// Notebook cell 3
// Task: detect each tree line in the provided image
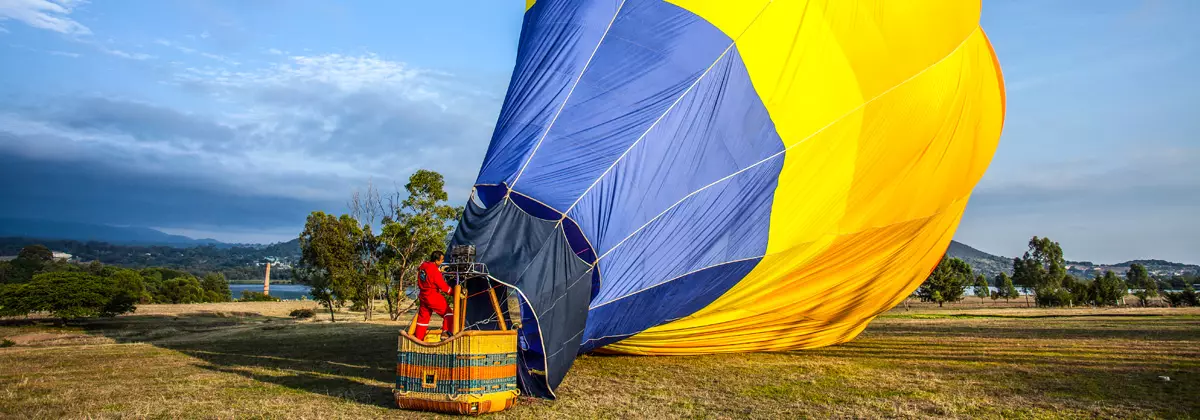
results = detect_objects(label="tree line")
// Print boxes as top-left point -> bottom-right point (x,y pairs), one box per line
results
0,237 -> 299,281
919,236 -> 1199,308
0,244 -> 240,319
294,169 -> 461,322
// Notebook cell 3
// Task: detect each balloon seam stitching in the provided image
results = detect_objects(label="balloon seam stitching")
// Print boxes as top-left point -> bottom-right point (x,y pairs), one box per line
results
510,219 -> 567,282
477,197 -> 513,259
538,268 -> 594,317
509,0 -> 629,188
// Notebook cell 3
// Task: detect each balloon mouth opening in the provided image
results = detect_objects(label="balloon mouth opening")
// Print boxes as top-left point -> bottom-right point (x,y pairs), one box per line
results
473,183 -> 601,300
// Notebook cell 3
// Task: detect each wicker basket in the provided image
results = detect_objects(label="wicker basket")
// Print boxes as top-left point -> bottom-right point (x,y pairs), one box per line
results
395,329 -> 520,415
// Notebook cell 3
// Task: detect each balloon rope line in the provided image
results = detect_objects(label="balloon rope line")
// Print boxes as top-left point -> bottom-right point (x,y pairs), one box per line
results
510,0 -> 628,188
484,274 -> 557,399
594,29 -> 981,263
563,1 -> 775,215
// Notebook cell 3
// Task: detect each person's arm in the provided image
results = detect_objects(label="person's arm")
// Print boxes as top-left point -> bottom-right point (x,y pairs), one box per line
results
432,270 -> 451,294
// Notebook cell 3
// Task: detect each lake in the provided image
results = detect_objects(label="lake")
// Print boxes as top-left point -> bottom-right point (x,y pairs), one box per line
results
230,284 -> 312,300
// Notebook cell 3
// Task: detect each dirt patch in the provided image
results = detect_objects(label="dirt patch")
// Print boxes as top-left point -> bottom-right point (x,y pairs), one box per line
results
3,332 -> 114,347
183,311 -> 265,318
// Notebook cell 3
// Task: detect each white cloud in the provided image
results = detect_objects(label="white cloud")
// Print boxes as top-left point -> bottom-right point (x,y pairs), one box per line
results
46,49 -> 76,57
169,53 -> 496,194
180,53 -> 435,98
0,0 -> 90,35
0,107 -> 378,202
154,37 -> 239,65
98,46 -> 151,60
0,53 -> 498,206
266,48 -> 284,55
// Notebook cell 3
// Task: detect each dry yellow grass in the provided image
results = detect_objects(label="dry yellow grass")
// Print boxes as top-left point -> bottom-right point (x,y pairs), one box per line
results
1,302 -> 1196,419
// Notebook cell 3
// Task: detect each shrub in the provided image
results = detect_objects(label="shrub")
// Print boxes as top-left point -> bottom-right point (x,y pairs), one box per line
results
239,291 -> 281,302
7,272 -> 140,319
1184,285 -> 1200,307
290,308 -> 315,319
1163,285 -> 1198,307
1164,291 -> 1185,307
0,338 -> 13,348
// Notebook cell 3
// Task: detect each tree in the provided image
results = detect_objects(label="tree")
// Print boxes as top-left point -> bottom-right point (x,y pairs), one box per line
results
973,274 -> 990,303
0,283 -> 34,317
2,244 -> 56,284
993,272 -> 1012,302
103,269 -> 145,316
377,170 -> 462,320
1062,275 -> 1091,307
10,272 -> 140,319
348,181 -> 387,320
294,265 -> 337,321
1128,263 -> 1156,306
200,272 -> 232,302
159,276 -> 205,304
917,256 -> 973,307
1012,236 -> 1070,307
992,273 -> 1017,303
17,244 -> 54,262
139,268 -> 209,304
1091,270 -> 1127,306
297,211 -> 360,322
1184,285 -> 1200,307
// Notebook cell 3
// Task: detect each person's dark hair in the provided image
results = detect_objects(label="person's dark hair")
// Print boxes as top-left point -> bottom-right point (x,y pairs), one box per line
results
430,251 -> 444,262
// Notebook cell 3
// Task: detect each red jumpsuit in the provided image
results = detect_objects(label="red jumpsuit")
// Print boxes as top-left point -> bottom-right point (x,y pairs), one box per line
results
413,261 -> 454,341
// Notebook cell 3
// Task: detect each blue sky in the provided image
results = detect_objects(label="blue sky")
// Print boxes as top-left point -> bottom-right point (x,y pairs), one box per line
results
0,1 -> 1196,264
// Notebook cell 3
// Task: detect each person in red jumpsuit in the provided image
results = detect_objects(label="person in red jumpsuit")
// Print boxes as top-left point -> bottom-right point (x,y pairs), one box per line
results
413,250 -> 455,341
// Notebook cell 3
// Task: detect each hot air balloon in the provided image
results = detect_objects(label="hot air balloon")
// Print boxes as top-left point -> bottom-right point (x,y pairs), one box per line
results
451,0 -> 1005,399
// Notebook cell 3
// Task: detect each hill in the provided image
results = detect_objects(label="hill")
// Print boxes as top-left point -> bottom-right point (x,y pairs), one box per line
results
946,242 -> 1199,279
946,240 -> 1012,278
0,218 -> 223,246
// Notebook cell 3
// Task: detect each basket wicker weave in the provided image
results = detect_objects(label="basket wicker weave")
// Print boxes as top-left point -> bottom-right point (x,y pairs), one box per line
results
394,329 -> 520,415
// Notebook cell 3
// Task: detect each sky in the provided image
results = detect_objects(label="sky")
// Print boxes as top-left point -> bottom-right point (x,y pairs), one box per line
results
0,1 -> 1196,264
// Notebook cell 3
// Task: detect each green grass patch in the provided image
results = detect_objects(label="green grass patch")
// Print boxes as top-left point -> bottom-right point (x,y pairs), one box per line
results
1,305 -> 1197,418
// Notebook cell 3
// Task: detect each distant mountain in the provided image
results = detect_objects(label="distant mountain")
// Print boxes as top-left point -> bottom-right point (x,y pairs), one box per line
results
0,236 -> 301,281
946,240 -> 1012,278
945,241 -> 1199,278
0,218 -> 223,247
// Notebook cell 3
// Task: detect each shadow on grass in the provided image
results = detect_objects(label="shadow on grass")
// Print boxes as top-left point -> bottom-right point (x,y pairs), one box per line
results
64,313 -> 403,408
880,312 -> 1195,320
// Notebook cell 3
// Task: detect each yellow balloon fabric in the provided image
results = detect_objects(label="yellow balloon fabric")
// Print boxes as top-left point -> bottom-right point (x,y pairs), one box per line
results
594,0 -> 1006,355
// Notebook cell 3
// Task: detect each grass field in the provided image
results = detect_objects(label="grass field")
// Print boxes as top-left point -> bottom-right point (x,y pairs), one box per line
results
1,301 -> 1197,419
